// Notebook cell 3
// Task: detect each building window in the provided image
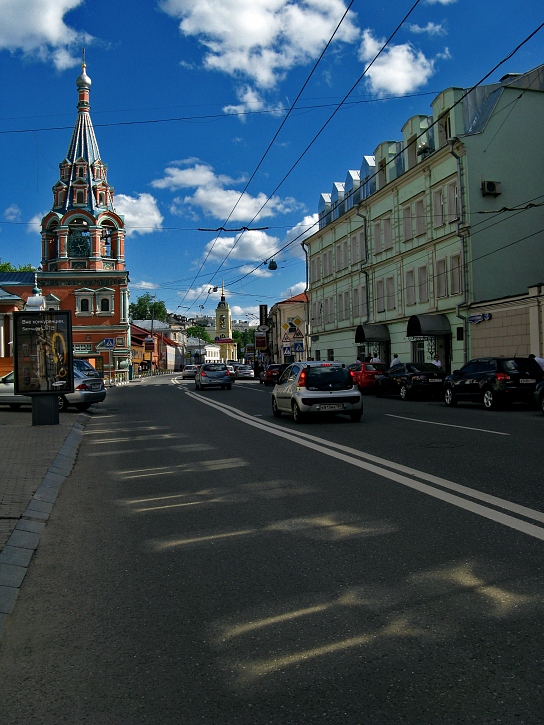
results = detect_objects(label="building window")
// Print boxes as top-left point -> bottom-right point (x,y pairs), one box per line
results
373,221 -> 382,254
433,188 -> 444,227
315,350 -> 321,361
415,198 -> 425,236
406,270 -> 415,306
344,291 -> 350,319
100,298 -> 110,312
437,113 -> 452,147
436,258 -> 447,298
406,135 -> 417,169
378,160 -> 387,189
337,293 -> 344,321
402,205 -> 413,241
450,253 -> 462,294
80,298 -> 90,312
376,279 -> 385,312
447,181 -> 459,223
327,349 -> 334,361
383,217 -> 392,250
360,284 -> 367,317
323,249 -> 333,276
412,340 -> 425,363
386,276 -> 395,310
418,265 -> 429,302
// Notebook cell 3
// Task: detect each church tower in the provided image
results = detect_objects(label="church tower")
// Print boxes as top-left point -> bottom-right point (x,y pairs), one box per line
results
37,53 -> 130,378
215,282 -> 237,362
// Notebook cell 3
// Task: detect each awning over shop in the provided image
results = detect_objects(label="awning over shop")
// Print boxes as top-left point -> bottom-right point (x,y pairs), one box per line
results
355,323 -> 390,344
406,314 -> 451,337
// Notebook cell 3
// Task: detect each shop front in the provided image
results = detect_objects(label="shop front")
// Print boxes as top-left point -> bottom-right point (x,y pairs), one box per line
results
406,314 -> 452,372
354,324 -> 390,365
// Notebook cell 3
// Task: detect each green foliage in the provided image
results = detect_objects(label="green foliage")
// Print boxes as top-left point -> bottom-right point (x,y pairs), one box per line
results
0,259 -> 36,272
129,292 -> 169,322
232,328 -> 254,348
186,326 -> 213,343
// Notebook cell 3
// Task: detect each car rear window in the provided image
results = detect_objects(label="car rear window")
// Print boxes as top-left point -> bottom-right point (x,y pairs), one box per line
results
501,358 -> 542,373
306,367 -> 350,385
366,363 -> 387,371
203,364 -> 227,371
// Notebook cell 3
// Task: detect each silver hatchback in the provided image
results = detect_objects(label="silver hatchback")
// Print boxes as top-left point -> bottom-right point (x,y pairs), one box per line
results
271,361 -> 363,422
195,363 -> 233,390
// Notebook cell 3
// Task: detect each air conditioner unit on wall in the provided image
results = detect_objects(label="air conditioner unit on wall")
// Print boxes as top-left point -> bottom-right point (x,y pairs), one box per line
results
481,180 -> 502,196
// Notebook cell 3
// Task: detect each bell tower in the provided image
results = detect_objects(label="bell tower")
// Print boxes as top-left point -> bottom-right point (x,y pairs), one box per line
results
36,52 -> 131,380
215,282 -> 237,362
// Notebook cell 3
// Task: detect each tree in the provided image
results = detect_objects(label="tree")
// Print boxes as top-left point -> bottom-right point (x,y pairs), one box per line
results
232,328 -> 254,349
129,292 -> 169,322
185,326 -> 212,343
0,259 -> 36,272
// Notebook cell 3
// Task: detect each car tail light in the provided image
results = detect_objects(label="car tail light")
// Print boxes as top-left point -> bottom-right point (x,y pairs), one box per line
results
298,368 -> 307,387
350,370 -> 357,384
76,383 -> 89,391
412,375 -> 423,382
201,371 -> 207,377
225,371 -> 230,376
496,372 -> 510,381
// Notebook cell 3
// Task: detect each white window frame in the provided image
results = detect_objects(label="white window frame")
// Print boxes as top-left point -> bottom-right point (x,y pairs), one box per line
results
415,198 -> 425,237
376,279 -> 385,312
383,217 -> 392,250
433,188 -> 444,228
447,181 -> 459,223
402,205 -> 413,241
373,221 -> 382,254
450,253 -> 462,295
436,258 -> 447,298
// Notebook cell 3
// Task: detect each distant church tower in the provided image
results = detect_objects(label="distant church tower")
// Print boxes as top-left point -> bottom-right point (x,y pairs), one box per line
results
215,283 -> 237,362
37,52 -> 130,377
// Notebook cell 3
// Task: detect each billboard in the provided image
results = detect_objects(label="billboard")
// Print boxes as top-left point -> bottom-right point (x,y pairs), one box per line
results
13,311 -> 74,395
259,304 -> 268,326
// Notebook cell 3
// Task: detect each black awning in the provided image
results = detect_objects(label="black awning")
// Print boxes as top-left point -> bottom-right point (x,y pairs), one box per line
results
355,323 -> 390,344
407,314 -> 451,337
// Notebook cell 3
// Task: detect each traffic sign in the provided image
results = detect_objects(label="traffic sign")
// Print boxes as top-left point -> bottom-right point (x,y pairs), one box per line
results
282,333 -> 291,343
282,345 -> 291,355
293,328 -> 304,339
257,325 -> 269,331
103,338 -> 115,349
294,341 -> 304,352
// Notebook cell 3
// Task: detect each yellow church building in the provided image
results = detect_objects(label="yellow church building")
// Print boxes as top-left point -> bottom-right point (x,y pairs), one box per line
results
214,284 -> 237,362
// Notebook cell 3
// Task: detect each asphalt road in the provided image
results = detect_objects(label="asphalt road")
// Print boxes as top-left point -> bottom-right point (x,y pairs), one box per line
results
0,375 -> 543,724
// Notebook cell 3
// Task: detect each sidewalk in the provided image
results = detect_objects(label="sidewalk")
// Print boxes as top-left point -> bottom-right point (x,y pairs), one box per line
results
0,408 -> 88,639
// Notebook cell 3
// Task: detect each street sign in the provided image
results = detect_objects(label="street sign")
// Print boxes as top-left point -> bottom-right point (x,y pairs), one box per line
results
294,341 -> 304,352
293,328 -> 304,339
103,338 -> 115,349
282,345 -> 291,355
257,325 -> 269,332
282,333 -> 291,343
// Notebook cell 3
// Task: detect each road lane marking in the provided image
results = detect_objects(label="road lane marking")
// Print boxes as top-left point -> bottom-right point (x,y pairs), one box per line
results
183,390 -> 544,542
385,414 -> 509,436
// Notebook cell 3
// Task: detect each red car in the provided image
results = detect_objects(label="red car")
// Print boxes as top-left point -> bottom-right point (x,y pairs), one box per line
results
263,363 -> 289,386
348,362 -> 388,392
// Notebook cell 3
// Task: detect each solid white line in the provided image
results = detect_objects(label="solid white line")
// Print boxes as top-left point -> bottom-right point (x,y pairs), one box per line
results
385,414 -> 509,436
183,390 -> 544,541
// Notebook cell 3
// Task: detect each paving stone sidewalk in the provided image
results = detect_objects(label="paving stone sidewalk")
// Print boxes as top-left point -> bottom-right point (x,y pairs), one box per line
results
0,409 -> 88,639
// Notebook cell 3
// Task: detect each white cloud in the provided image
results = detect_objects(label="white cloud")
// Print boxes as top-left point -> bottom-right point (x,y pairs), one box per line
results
131,280 -> 159,290
114,193 -> 164,236
284,214 -> 319,258
3,204 -> 21,222
358,29 -> 437,96
181,284 -> 226,301
407,22 -> 446,36
153,161 -> 303,221
223,85 -> 284,119
204,228 -> 282,263
425,0 -> 456,4
0,0 -> 93,70
27,212 -> 44,234
160,0 -> 359,89
281,281 -> 307,298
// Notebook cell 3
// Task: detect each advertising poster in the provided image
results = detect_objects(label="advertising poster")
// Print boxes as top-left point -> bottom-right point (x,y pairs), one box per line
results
13,311 -> 74,395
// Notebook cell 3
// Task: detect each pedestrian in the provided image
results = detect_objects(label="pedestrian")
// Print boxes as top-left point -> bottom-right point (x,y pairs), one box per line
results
370,354 -> 381,363
364,355 -> 372,363
431,354 -> 443,368
390,354 -> 401,367
529,353 -> 544,371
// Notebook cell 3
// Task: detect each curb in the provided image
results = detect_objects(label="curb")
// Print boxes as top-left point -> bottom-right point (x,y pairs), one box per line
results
0,413 -> 90,642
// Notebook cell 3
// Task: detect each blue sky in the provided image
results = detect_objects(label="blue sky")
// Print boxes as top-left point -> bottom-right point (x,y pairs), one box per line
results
1,0 -> 543,319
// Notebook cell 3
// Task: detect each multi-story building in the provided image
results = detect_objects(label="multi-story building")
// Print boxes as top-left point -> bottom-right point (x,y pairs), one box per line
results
268,292 -> 310,364
305,65 -> 544,371
36,58 -> 130,380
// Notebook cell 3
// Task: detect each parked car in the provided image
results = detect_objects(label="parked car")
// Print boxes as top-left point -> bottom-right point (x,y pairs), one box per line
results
263,363 -> 289,386
271,361 -> 363,423
235,365 -> 254,379
0,369 -> 106,411
195,363 -> 233,390
348,361 -> 388,392
181,364 -> 198,379
375,362 -> 446,399
226,365 -> 236,381
444,356 -> 544,409
534,380 -> 544,415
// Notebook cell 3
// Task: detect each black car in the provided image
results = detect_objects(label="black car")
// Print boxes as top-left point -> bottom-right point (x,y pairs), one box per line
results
444,357 -> 543,410
534,380 -> 544,415
375,362 -> 446,399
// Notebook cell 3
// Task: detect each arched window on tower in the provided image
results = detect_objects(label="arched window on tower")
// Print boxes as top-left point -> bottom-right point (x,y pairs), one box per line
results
80,298 -> 90,312
76,190 -> 84,204
100,298 -> 110,312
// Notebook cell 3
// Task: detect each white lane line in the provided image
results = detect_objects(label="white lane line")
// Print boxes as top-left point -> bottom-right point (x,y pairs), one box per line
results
385,414 -> 509,436
183,390 -> 544,541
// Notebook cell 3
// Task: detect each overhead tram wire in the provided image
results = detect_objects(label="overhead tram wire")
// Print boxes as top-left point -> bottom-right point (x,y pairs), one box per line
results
177,0 -> 358,312
225,19 -> 544,290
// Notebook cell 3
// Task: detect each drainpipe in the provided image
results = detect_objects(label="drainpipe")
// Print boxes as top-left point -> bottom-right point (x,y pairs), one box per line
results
449,138 -> 468,364
301,240 -> 310,359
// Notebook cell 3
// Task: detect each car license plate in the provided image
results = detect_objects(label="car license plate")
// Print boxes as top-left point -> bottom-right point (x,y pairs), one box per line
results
520,378 -> 536,383
320,403 -> 343,411
429,378 -> 442,383
90,383 -> 101,390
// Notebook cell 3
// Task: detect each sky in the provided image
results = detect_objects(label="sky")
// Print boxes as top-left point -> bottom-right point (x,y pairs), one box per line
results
1,0 -> 543,321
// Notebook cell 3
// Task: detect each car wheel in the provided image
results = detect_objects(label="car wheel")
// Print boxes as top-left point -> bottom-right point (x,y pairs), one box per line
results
8,403 -> 22,410
76,403 -> 91,411
292,401 -> 306,423
272,396 -> 282,417
58,395 -> 68,411
350,410 -> 362,422
399,384 -> 409,400
482,387 -> 498,410
444,387 -> 457,407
